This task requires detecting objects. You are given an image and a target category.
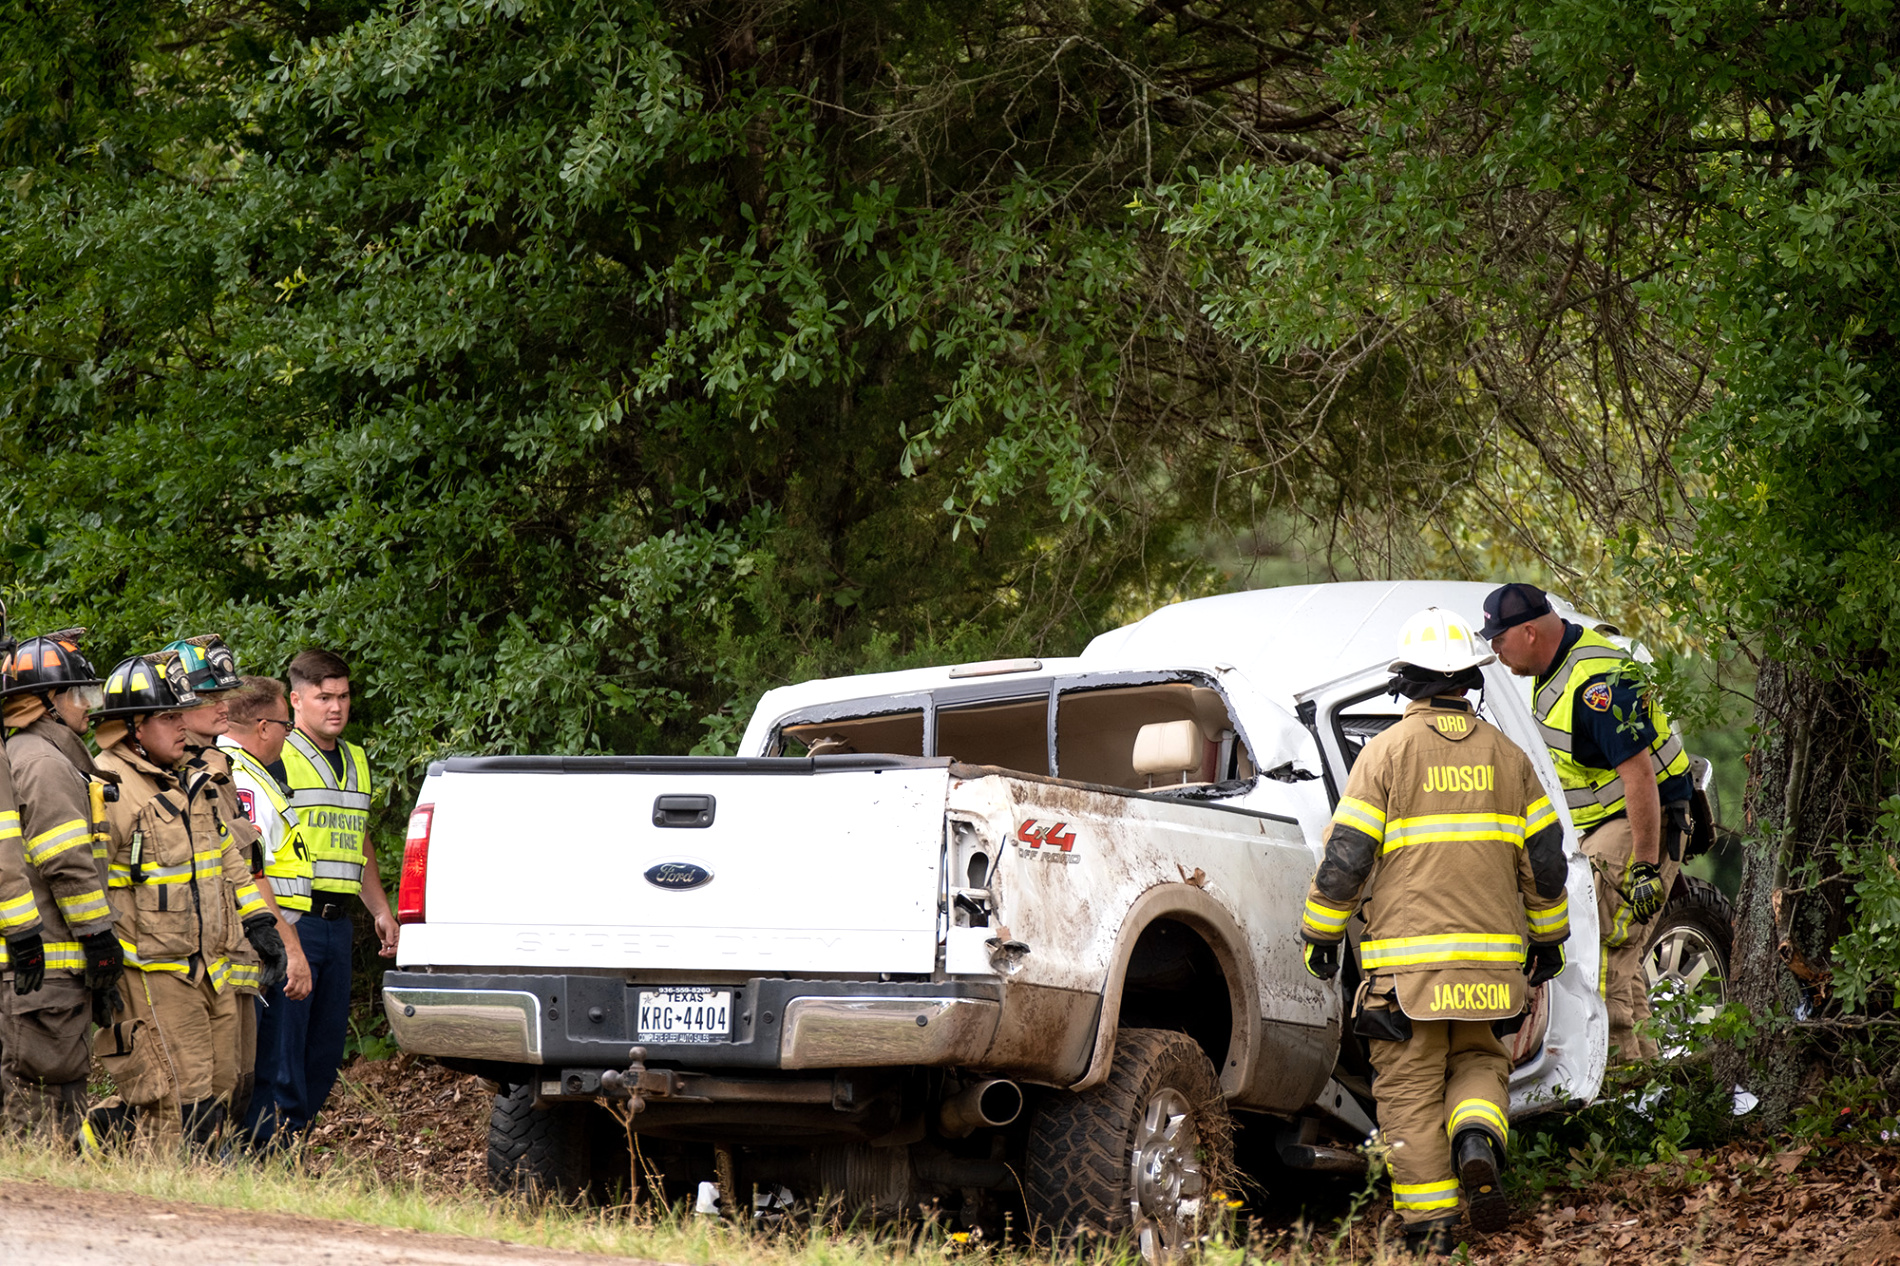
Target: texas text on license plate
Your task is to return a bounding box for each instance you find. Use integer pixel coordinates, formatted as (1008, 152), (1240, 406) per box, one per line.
(636, 988), (732, 1043)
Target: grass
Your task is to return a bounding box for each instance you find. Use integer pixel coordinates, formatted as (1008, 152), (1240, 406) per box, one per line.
(0, 1132), (1411, 1266)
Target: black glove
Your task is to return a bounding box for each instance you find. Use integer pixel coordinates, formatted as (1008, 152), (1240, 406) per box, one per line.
(243, 913), (288, 993)
(1303, 940), (1341, 981)
(7, 931), (45, 996)
(1626, 861), (1666, 923)
(1523, 941), (1565, 987)
(91, 983), (121, 1028)
(77, 929), (124, 993)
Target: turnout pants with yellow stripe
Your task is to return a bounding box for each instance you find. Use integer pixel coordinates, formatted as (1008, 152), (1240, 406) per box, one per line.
(1371, 1014), (1511, 1225)
(1360, 975), (1513, 1226)
(96, 964), (240, 1148)
(1582, 817), (1677, 1061)
(0, 974), (92, 1141)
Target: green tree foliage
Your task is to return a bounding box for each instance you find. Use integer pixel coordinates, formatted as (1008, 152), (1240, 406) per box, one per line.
(1160, 0), (1900, 1103)
(3, 0), (1452, 846)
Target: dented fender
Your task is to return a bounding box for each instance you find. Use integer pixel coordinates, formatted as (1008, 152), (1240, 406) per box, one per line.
(1066, 882), (1258, 1094)
(944, 770), (1338, 1110)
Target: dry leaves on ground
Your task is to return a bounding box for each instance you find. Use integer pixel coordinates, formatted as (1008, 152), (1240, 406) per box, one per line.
(299, 1053), (491, 1194)
(1431, 1140), (1900, 1265)
(306, 1057), (1900, 1264)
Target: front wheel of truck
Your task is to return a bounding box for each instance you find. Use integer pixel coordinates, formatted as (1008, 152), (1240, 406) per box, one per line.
(1023, 1028), (1233, 1261)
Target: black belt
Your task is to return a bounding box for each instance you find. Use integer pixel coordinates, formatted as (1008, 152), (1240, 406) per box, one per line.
(1663, 800), (1692, 863)
(312, 897), (352, 920)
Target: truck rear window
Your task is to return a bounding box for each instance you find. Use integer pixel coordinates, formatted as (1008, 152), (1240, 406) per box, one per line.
(935, 697), (1049, 774)
(769, 674), (1257, 795)
(780, 711), (925, 757)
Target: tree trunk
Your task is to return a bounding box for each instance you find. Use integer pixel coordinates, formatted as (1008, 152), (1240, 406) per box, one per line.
(1722, 656), (1879, 1125)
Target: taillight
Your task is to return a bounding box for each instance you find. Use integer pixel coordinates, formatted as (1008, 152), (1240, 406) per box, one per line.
(397, 804), (432, 925)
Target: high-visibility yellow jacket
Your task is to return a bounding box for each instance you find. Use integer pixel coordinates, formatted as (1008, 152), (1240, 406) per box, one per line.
(1302, 697), (1569, 1020)
(0, 716), (116, 976)
(280, 732), (371, 899)
(219, 739), (309, 916)
(1531, 627), (1690, 832)
(96, 737), (265, 989)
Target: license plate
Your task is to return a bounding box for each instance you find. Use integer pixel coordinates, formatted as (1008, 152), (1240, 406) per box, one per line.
(637, 988), (732, 1044)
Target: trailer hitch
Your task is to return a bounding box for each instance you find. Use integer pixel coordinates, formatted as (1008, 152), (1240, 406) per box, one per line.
(600, 1046), (685, 1113)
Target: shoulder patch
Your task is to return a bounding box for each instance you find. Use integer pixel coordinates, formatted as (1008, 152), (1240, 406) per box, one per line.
(235, 788), (258, 825)
(1582, 681), (1613, 712)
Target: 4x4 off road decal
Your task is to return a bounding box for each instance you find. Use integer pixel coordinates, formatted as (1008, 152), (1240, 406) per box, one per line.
(1015, 819), (1080, 864)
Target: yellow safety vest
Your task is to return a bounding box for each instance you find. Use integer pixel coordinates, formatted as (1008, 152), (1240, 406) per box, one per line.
(1532, 628), (1689, 831)
(221, 741), (311, 913)
(280, 732), (371, 898)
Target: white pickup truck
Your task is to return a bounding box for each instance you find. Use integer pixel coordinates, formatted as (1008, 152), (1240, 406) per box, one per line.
(383, 580), (1726, 1250)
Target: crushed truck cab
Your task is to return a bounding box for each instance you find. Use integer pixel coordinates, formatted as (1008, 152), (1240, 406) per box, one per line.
(385, 581), (1631, 1244)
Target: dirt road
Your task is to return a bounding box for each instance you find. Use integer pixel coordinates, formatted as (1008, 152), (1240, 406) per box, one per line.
(0, 1181), (655, 1266)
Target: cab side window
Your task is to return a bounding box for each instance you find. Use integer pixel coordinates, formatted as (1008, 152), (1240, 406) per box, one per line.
(1055, 681), (1253, 792)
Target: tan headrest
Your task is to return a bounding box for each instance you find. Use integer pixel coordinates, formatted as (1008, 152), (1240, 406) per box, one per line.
(1132, 720), (1203, 775)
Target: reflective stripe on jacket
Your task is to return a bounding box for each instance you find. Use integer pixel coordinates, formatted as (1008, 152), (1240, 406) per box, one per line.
(280, 732), (371, 897)
(0, 741), (40, 941)
(220, 740), (311, 913)
(184, 743), (266, 991)
(96, 741), (263, 987)
(0, 717), (115, 976)
(1532, 628), (1689, 831)
(1302, 697), (1570, 983)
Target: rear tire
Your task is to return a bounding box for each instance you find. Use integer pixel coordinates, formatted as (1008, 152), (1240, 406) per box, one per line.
(1024, 1028), (1232, 1260)
(1645, 876), (1733, 1049)
(487, 1082), (592, 1202)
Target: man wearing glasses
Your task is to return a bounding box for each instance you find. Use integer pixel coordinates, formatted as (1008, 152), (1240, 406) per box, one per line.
(219, 674), (314, 1144)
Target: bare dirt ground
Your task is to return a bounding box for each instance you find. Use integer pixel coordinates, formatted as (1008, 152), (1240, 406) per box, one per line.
(0, 1180), (655, 1266)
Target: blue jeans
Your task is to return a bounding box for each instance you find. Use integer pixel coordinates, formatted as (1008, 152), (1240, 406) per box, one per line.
(244, 910), (353, 1145)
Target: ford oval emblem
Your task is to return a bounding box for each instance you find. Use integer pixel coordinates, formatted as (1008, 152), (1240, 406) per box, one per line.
(645, 860), (713, 891)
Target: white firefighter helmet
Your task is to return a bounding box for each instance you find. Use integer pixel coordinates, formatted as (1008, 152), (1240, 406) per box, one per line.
(1389, 607), (1496, 674)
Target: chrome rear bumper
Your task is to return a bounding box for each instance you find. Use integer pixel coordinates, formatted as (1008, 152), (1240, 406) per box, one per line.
(383, 986), (543, 1064)
(779, 995), (1000, 1068)
(381, 972), (1004, 1071)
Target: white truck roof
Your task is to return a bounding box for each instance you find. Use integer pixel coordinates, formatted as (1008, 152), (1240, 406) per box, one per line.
(743, 580), (1605, 752)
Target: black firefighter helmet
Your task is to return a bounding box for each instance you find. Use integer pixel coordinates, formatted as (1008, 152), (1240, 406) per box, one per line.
(92, 651), (200, 721)
(0, 628), (103, 701)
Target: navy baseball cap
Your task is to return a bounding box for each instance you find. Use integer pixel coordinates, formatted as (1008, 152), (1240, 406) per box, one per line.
(1480, 583), (1553, 640)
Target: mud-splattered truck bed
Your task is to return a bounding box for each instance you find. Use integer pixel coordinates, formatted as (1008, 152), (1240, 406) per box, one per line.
(384, 581), (1623, 1252)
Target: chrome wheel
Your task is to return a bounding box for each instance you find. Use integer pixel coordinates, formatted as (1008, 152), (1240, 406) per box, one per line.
(1128, 1086), (1205, 1259)
(1646, 922), (1728, 1055)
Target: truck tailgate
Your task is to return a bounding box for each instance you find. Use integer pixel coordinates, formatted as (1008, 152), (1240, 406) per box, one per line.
(399, 761), (950, 974)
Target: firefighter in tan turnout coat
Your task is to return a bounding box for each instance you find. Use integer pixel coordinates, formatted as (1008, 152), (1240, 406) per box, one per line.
(88, 650), (285, 1150)
(1300, 608), (1570, 1256)
(0, 630), (124, 1143)
(164, 635), (304, 1128)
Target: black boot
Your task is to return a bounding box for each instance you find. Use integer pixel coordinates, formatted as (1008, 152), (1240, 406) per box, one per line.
(80, 1101), (138, 1155)
(1454, 1127), (1509, 1233)
(181, 1098), (228, 1150)
(1402, 1215), (1459, 1256)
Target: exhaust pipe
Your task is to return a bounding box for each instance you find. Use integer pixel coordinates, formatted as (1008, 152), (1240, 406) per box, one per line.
(938, 1079), (1023, 1137)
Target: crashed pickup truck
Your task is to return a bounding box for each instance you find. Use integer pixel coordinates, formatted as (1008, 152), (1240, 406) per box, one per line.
(383, 580), (1726, 1250)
